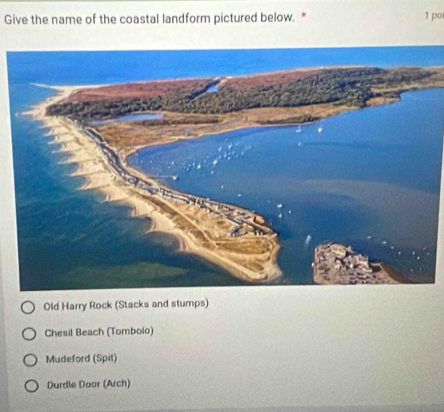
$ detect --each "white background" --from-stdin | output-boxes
[1,1,444,411]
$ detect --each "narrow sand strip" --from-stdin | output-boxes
[27,84,282,284]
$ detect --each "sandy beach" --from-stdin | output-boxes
[27,85,282,284]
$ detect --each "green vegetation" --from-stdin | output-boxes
[46,67,438,120]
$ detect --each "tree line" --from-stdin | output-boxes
[46,67,435,120]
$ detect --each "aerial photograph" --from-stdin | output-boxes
[7,48,444,290]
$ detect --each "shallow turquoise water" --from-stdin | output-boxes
[10,84,241,290]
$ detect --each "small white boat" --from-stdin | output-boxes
[304,235,312,246]
[318,126,323,133]
[296,125,302,133]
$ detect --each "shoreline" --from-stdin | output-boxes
[83,93,418,160]
[121,90,428,159]
[28,84,282,284]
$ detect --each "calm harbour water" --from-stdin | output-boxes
[7,48,444,290]
[128,89,443,284]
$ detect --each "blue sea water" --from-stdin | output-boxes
[7,47,444,289]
